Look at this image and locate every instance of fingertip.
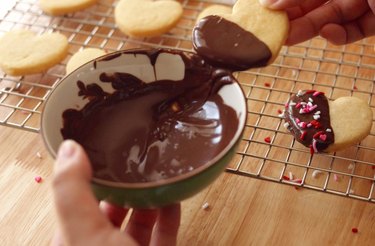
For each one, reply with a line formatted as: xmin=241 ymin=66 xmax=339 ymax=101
xmin=56 ymin=140 xmax=77 ymax=161
xmin=284 ymin=18 xmax=320 ymax=46
xmin=99 ymin=201 xmax=129 ymax=228
xmin=259 ymin=0 xmax=277 ymax=8
xmin=54 ymin=140 xmax=92 ymax=181
xmin=158 ymin=203 xmax=181 ymax=229
xmin=259 ymin=0 xmax=305 ymax=10
xmin=151 ymin=204 xmax=181 ymax=246
xmin=320 ymin=24 xmax=347 ymax=45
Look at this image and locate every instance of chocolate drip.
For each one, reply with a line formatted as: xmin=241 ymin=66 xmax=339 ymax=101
xmin=192 ymin=15 xmax=272 ymax=71
xmin=61 ymin=50 xmax=240 ymax=183
xmin=283 ymin=90 xmax=334 ymax=153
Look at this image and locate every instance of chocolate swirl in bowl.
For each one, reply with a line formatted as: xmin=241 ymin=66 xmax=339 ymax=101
xmin=61 ymin=50 xmax=241 ymax=183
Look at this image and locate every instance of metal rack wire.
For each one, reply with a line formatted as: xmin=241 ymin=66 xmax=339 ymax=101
xmin=1 ymin=0 xmax=375 ymax=202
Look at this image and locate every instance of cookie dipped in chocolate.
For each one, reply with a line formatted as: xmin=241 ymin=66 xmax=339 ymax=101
xmin=192 ymin=15 xmax=272 ymax=71
xmin=283 ymin=90 xmax=334 ymax=153
xmin=61 ymin=50 xmax=240 ymax=183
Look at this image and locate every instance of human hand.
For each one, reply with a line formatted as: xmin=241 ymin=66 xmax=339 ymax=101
xmin=259 ymin=0 xmax=375 ymax=45
xmin=51 ymin=140 xmax=181 ymax=246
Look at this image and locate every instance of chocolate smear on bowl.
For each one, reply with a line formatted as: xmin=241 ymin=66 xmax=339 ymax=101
xmin=61 ymin=50 xmax=241 ymax=183
xmin=192 ymin=15 xmax=272 ymax=71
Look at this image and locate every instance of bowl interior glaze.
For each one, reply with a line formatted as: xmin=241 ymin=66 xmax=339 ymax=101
xmin=41 ymin=49 xmax=247 ymax=206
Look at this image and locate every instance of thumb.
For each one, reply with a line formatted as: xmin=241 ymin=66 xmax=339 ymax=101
xmin=259 ymin=0 xmax=306 ymax=9
xmin=53 ymin=140 xmax=112 ymax=245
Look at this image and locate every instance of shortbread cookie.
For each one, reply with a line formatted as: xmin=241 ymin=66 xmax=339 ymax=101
xmin=114 ymin=0 xmax=183 ymax=37
xmin=192 ymin=0 xmax=288 ymax=70
xmin=197 ymin=5 xmax=232 ymax=21
xmin=283 ymin=90 xmax=373 ymax=153
xmin=0 ymin=30 xmax=68 ymax=76
xmin=66 ymin=48 xmax=106 ymax=74
xmin=39 ymin=0 xmax=97 ymax=15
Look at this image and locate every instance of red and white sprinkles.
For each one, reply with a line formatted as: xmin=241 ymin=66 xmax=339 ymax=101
xmin=282 ymin=90 xmax=332 ymax=154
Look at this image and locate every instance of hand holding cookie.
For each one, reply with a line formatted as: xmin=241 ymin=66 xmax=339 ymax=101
xmin=193 ymin=0 xmax=289 ymax=71
xmin=260 ymin=0 xmax=375 ymax=45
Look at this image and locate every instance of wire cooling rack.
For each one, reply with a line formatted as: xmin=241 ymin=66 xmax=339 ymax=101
xmin=1 ymin=0 xmax=375 ymax=202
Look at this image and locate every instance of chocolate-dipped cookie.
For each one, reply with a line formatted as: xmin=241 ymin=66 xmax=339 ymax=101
xmin=192 ymin=0 xmax=289 ymax=71
xmin=283 ymin=90 xmax=373 ymax=153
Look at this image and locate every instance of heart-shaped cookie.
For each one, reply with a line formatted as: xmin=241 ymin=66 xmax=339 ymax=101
xmin=196 ymin=5 xmax=232 ymax=22
xmin=66 ymin=48 xmax=106 ymax=74
xmin=39 ymin=0 xmax=97 ymax=15
xmin=192 ymin=0 xmax=288 ymax=70
xmin=0 ymin=30 xmax=68 ymax=76
xmin=283 ymin=90 xmax=373 ymax=153
xmin=114 ymin=0 xmax=183 ymax=37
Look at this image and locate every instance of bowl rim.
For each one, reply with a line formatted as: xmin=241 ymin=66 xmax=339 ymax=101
xmin=41 ymin=48 xmax=248 ymax=189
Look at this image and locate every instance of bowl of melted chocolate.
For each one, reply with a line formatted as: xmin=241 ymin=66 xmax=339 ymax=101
xmin=42 ymin=49 xmax=246 ymax=208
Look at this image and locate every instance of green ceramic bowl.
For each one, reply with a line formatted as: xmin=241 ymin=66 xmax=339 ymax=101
xmin=41 ymin=49 xmax=247 ymax=208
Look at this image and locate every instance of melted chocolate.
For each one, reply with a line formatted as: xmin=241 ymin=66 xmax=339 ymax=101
xmin=61 ymin=50 xmax=240 ymax=183
xmin=192 ymin=15 xmax=272 ymax=71
xmin=283 ymin=90 xmax=334 ymax=153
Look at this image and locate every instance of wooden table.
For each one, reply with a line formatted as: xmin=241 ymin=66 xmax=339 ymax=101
xmin=0 ymin=125 xmax=374 ymax=245
xmin=1 ymin=0 xmax=375 ymax=245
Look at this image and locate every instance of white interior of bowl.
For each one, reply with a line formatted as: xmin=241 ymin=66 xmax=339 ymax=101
xmin=41 ymin=50 xmax=247 ymax=174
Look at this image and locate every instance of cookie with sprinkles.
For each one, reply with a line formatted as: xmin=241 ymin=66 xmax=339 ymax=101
xmin=282 ymin=90 xmax=372 ymax=153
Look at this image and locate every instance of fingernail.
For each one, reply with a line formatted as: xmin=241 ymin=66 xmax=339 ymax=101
xmin=259 ymin=0 xmax=277 ymax=7
xmin=57 ymin=140 xmax=76 ymax=159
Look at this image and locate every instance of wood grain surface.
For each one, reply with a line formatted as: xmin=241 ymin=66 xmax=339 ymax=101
xmin=0 ymin=125 xmax=374 ymax=245
xmin=0 ymin=0 xmax=375 ymax=245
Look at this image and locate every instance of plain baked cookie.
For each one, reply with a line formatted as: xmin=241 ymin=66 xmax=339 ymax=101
xmin=0 ymin=30 xmax=68 ymax=76
xmin=66 ymin=48 xmax=106 ymax=74
xmin=114 ymin=0 xmax=183 ymax=37
xmin=283 ymin=90 xmax=373 ymax=153
xmin=196 ymin=5 xmax=232 ymax=21
xmin=39 ymin=0 xmax=97 ymax=15
xmin=192 ymin=0 xmax=288 ymax=70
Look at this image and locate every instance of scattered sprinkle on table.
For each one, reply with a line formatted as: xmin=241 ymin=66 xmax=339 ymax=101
xmin=36 ymin=152 xmax=42 ymax=159
xmin=264 ymin=82 xmax=271 ymax=87
xmin=282 ymin=175 xmax=290 ymax=181
xmin=353 ymin=86 xmax=358 ymax=90
xmin=264 ymin=137 xmax=271 ymax=143
xmin=333 ymin=173 xmax=339 ymax=182
xmin=312 ymin=170 xmax=323 ymax=179
xmin=288 ymin=171 xmax=294 ymax=180
xmin=202 ymin=202 xmax=210 ymax=210
xmin=277 ymin=109 xmax=283 ymax=114
xmin=293 ymin=179 xmax=303 ymax=184
xmin=34 ymin=176 xmax=42 ymax=183
xmin=351 ymin=228 xmax=358 ymax=233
